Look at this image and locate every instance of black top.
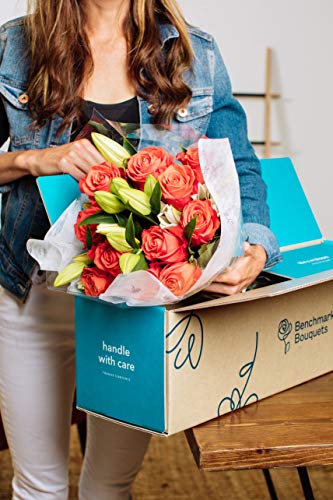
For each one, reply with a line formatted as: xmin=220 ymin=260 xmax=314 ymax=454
xmin=71 ymin=96 xmax=140 ymax=140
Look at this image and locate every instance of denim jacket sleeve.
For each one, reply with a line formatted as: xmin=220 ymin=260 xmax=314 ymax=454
xmin=0 ymin=25 xmax=12 ymax=194
xmin=206 ymin=38 xmax=281 ymax=268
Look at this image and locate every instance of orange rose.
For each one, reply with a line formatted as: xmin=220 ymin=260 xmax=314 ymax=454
xmin=79 ymin=162 xmax=124 ymax=197
xmin=81 ymin=267 xmax=114 ymax=297
xmin=74 ymin=205 xmax=101 ymax=245
xmin=176 ymin=148 xmax=204 ymax=185
xmin=181 ymin=199 xmax=220 ymax=246
xmin=142 ymin=225 xmax=188 ymax=263
xmin=94 ymin=241 xmax=122 ymax=277
xmin=159 ymin=262 xmax=202 ymax=296
xmin=159 ymin=163 xmax=196 ymax=210
xmin=148 ymin=262 xmax=163 ymax=279
xmin=126 ymin=147 xmax=174 ymax=188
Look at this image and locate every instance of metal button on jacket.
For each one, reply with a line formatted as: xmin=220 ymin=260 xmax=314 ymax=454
xmin=177 ymin=107 xmax=188 ymax=118
xmin=18 ymin=93 xmax=29 ymax=104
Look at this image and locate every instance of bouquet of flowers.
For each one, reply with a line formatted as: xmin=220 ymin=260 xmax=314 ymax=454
xmin=28 ymin=118 xmax=242 ymax=306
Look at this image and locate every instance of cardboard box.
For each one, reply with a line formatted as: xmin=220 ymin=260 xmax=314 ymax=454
xmin=38 ymin=158 xmax=333 ymax=436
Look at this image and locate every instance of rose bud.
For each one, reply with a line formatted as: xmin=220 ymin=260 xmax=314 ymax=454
xmin=91 ymin=133 xmax=131 ymax=170
xmin=79 ymin=162 xmax=125 ymax=197
xmin=176 ymin=147 xmax=204 ymax=185
xmin=81 ymin=267 xmax=114 ymax=297
xmin=127 ymin=146 xmax=174 ymax=189
xmin=142 ymin=226 xmax=188 ymax=264
xmin=181 ymin=199 xmax=220 ymax=246
xmin=94 ymin=241 xmax=122 ymax=277
xmin=159 ymin=163 xmax=196 ymax=211
xmin=94 ymin=191 xmax=126 ymax=214
xmin=159 ymin=262 xmax=202 ymax=296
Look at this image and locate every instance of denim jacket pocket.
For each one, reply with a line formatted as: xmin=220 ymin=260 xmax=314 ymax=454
xmin=173 ymin=88 xmax=213 ymax=134
xmin=0 ymin=80 xmax=40 ymax=148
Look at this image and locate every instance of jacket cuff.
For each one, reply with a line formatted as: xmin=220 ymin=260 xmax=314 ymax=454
xmin=243 ymin=222 xmax=282 ymax=268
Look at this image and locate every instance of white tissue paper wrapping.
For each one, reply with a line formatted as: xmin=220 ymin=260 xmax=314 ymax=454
xmin=27 ymin=138 xmax=242 ymax=307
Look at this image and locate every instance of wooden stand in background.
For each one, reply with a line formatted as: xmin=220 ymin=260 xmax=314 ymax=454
xmin=233 ymin=47 xmax=280 ymax=158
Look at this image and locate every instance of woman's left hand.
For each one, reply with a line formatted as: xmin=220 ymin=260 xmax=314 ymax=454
xmin=204 ymin=242 xmax=267 ymax=296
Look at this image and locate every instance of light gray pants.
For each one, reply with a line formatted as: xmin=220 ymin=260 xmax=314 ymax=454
xmin=0 ymin=284 xmax=151 ymax=499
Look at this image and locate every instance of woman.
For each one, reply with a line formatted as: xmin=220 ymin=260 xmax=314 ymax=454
xmin=0 ymin=0 xmax=281 ymax=498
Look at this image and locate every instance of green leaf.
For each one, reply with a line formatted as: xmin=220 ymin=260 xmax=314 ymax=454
xmin=88 ymin=121 xmax=111 ymax=136
xmin=132 ymin=252 xmax=149 ymax=272
xmin=115 ymin=213 xmax=128 ymax=227
xmin=125 ymin=214 xmax=139 ymax=249
xmin=122 ymin=137 xmax=137 ymax=156
xmin=144 ymin=175 xmax=157 ymax=197
xmin=86 ymin=226 xmax=93 ymax=250
xmin=149 ymin=180 xmax=162 ymax=215
xmin=180 ymin=145 xmax=187 ymax=153
xmin=197 ymin=239 xmax=220 ymax=269
xmin=79 ymin=212 xmax=117 ymax=226
xmin=184 ymin=216 xmax=197 ymax=243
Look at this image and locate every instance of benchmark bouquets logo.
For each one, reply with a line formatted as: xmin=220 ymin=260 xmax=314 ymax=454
xmin=277 ymin=312 xmax=332 ymax=354
xmin=53 ymin=133 xmax=221 ymax=298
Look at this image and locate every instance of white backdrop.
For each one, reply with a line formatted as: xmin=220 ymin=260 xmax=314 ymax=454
xmin=1 ymin=0 xmax=333 ymax=238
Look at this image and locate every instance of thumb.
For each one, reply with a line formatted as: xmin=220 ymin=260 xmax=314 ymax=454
xmin=243 ymin=241 xmax=251 ymax=254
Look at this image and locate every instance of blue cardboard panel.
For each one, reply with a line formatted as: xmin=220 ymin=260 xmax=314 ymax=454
xmin=75 ymin=297 xmax=166 ymax=433
xmin=37 ymin=175 xmax=80 ymax=225
xmin=270 ymin=241 xmax=333 ymax=278
xmin=260 ymin=158 xmax=322 ymax=248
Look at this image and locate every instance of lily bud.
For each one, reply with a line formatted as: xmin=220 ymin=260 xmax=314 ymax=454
xmin=110 ymin=177 xmax=130 ymax=195
xmin=144 ymin=174 xmax=158 ymax=197
xmin=118 ymin=188 xmax=151 ymax=216
xmin=94 ymin=191 xmax=126 ymax=214
xmin=73 ymin=253 xmax=92 ymax=265
xmin=54 ymin=262 xmax=85 ymax=288
xmin=106 ymin=226 xmax=140 ymax=252
xmin=92 ymin=133 xmax=131 ymax=170
xmin=96 ymin=223 xmax=119 ymax=235
xmin=119 ymin=253 xmax=141 ymax=274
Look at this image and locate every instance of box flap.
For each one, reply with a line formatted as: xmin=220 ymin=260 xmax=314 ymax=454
xmin=260 ymin=158 xmax=322 ymax=249
xmin=170 ymin=268 xmax=333 ymax=312
xmin=37 ymin=175 xmax=80 ymax=225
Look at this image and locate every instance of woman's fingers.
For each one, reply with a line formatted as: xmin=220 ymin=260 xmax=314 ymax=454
xmin=204 ymin=243 xmax=267 ymax=296
xmin=79 ymin=139 xmax=106 ymax=164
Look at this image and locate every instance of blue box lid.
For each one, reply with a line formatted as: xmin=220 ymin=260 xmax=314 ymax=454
xmin=260 ymin=157 xmax=322 ymax=249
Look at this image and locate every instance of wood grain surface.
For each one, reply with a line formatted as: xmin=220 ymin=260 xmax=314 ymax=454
xmin=186 ymin=372 xmax=333 ymax=471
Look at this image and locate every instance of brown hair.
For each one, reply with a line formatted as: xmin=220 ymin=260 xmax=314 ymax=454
xmin=25 ymin=0 xmax=194 ymax=133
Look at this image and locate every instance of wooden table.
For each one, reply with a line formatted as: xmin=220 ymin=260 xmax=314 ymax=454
xmin=186 ymin=372 xmax=333 ymax=500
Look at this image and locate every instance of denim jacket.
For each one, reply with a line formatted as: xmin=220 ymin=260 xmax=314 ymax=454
xmin=0 ymin=17 xmax=281 ymax=301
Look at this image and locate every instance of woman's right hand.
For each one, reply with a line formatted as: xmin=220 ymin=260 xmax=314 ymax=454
xmin=17 ymin=139 xmax=105 ymax=180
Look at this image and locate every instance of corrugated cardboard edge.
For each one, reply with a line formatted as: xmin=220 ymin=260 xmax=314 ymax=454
xmin=170 ymin=269 xmax=333 ymax=313
xmin=77 ymin=408 xmax=169 ymax=437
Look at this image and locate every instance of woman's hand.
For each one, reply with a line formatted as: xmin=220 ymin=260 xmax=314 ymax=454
xmin=16 ymin=139 xmax=105 ymax=180
xmin=204 ymin=242 xmax=267 ymax=296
